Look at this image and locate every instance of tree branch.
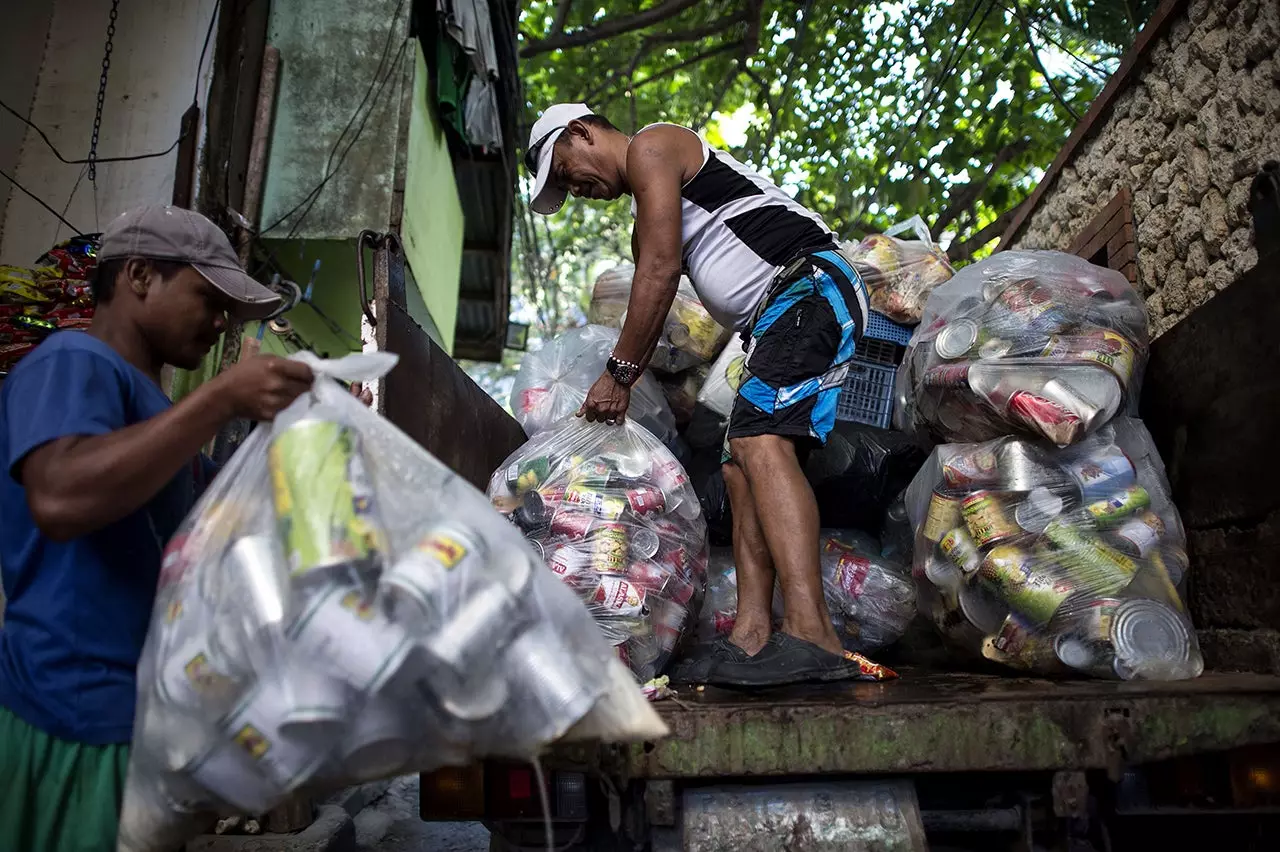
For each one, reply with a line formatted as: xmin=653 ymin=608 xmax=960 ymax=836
xmin=1014 ymin=3 xmax=1081 ymax=122
xmin=761 ymin=0 xmax=815 ymax=158
xmin=606 ymin=41 xmax=743 ymax=97
xmin=932 ymin=137 xmax=1029 ymax=234
xmin=520 ymin=0 xmax=703 ymax=57
xmin=551 ymin=0 xmax=574 ymax=36
xmin=947 ymin=206 xmax=1018 ymax=263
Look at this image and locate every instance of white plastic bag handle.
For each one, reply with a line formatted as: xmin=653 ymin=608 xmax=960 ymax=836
xmin=287 ymin=350 xmax=399 ymax=383
xmin=883 ymin=214 xmax=934 ymax=245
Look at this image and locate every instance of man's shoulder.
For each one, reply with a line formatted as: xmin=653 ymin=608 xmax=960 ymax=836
xmin=3 ymin=332 xmax=130 ymax=402
xmin=14 ymin=331 xmax=121 ymax=370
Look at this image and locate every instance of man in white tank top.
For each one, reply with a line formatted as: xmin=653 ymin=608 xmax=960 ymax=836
xmin=526 ymin=104 xmax=877 ymax=686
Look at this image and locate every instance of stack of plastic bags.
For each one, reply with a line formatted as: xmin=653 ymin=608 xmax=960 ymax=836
xmin=488 ymin=419 xmax=708 ymax=686
xmin=904 ymin=418 xmax=1200 ymax=681
xmin=894 ymin=251 xmax=1148 ymax=446
xmin=509 ymin=324 xmax=676 ymax=444
xmin=696 ymin=532 xmax=915 ymax=655
xmin=588 ymin=264 xmax=733 ymax=374
xmin=841 ymin=217 xmax=954 ymax=325
xmin=0 ymin=235 xmax=99 ymax=371
xmin=119 ymin=353 xmax=665 ymax=852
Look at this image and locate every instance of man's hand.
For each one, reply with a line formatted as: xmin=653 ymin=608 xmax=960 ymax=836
xmin=213 ymin=355 xmax=315 ymax=421
xmin=578 ymin=371 xmax=631 ymax=424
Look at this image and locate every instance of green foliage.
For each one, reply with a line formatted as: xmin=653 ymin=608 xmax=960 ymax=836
xmin=467 ymin=0 xmax=1151 ymax=389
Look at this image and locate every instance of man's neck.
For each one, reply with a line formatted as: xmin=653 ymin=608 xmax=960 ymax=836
xmin=88 ymin=313 xmax=164 ymax=384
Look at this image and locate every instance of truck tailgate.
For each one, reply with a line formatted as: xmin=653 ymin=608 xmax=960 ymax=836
xmin=581 ymin=670 xmax=1280 ymax=779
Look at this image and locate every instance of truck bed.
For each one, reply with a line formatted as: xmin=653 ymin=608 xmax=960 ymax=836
xmin=572 ymin=670 xmax=1280 ymax=779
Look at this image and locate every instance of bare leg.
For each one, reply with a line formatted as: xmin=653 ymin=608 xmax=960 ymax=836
xmin=730 ymin=434 xmax=842 ymax=655
xmin=721 ymin=462 xmax=775 ymax=655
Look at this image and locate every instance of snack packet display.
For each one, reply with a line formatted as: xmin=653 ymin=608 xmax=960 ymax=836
xmin=119 ymin=353 xmax=665 ymax=852
xmin=904 ymin=418 xmax=1201 ymax=680
xmin=487 ymin=419 xmax=708 ymax=685
xmin=895 ymin=250 xmax=1148 ymax=446
xmin=509 ymin=325 xmax=676 ymax=444
xmin=841 ymin=216 xmax=954 ymax=325
xmin=588 ymin=265 xmax=733 ymax=373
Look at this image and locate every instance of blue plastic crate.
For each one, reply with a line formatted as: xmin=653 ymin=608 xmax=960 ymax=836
xmin=835 ymin=360 xmax=898 ymax=429
xmin=863 ymin=309 xmax=915 ymax=346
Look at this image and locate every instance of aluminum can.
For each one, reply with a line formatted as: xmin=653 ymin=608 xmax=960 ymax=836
xmin=649 ymin=597 xmax=689 ymax=653
xmin=1066 ymin=445 xmax=1136 ymax=502
xmin=922 ymin=490 xmax=964 ymax=542
xmin=545 ymin=539 xmax=594 ymax=588
xmin=288 ymin=586 xmax=414 ymax=694
xmin=268 ymin=419 xmax=385 ymax=580
xmin=939 ymin=526 xmax=982 ymax=574
xmin=626 ymin=559 xmax=669 ymax=593
xmin=1085 ymin=485 xmax=1151 ymax=527
xmin=630 ymin=527 xmax=661 ymax=559
xmin=562 ymin=483 xmax=626 ymax=520
xmin=624 ymin=484 xmax=666 ymax=516
xmin=1043 ymin=519 xmax=1138 ymax=595
xmin=223 ymin=535 xmax=291 ymax=637
xmin=591 ymin=522 xmax=629 ymax=573
xmin=420 ymin=579 xmax=531 ymax=675
xmin=959 ymin=581 xmax=1009 ymax=634
xmin=923 ymin=554 xmax=963 ymax=593
xmin=1110 ymin=598 xmax=1198 ymax=680
xmin=1006 ymin=390 xmax=1084 ymax=446
xmin=978 ymin=545 xmax=1072 ymax=624
xmin=592 ymin=576 xmax=647 ymax=618
xmin=941 ymin=447 xmax=998 ymax=488
xmin=935 ymin=318 xmax=979 ymax=359
xmin=988 ymin=613 xmax=1056 ymax=669
xmin=995 ymin=441 xmax=1058 ymax=492
xmin=338 ymin=693 xmax=412 ymax=782
xmin=1039 ymin=376 xmax=1117 ymax=433
xmin=502 ymin=621 xmax=602 ymax=737
xmin=217 ymin=679 xmax=337 ymax=791
xmin=1053 ymin=634 xmax=1113 ymax=675
xmin=1039 ymin=329 xmax=1138 ymax=390
xmin=1069 ymin=596 xmax=1124 ymax=643
xmin=505 ymin=455 xmax=551 ymax=495
xmin=920 ymin=363 xmax=971 ymax=389
xmin=1106 ymin=510 xmax=1165 ymax=557
xmin=381 ymin=523 xmax=486 ymax=612
xmin=549 ymin=509 xmax=594 ymax=540
xmin=962 ymin=491 xmax=1019 ymax=547
xmin=990 ymin=279 xmax=1073 ymax=333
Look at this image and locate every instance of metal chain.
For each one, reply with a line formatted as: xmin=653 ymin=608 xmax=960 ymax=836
xmin=87 ymin=0 xmax=120 ymax=182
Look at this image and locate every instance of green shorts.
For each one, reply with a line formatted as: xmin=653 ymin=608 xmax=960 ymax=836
xmin=0 ymin=704 xmax=129 ymax=852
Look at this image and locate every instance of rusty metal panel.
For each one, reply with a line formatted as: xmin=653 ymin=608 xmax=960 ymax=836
xmin=380 ymin=298 xmax=525 ymax=490
xmin=601 ymin=671 xmax=1280 ymax=779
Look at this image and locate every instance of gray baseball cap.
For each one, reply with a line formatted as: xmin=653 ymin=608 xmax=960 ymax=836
xmin=98 ymin=205 xmax=282 ymax=320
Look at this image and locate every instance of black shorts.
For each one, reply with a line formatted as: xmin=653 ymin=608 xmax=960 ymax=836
xmin=722 ymin=248 xmax=868 ymax=463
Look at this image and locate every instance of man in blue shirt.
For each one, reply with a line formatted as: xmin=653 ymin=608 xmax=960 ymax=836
xmin=0 ymin=205 xmax=315 ymax=851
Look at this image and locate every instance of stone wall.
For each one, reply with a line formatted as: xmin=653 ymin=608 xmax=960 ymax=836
xmin=1010 ymin=0 xmax=1279 ymax=336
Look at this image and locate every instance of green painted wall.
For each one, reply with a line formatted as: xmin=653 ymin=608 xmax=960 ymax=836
xmin=402 ymin=42 xmax=464 ymax=355
xmin=251 ymin=239 xmax=365 ymax=359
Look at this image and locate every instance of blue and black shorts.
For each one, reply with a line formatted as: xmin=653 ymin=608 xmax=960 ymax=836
xmin=722 ymin=248 xmax=869 ymax=464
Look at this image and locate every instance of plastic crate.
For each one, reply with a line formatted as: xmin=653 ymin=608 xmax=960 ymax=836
xmin=834 ymin=310 xmax=912 ymax=428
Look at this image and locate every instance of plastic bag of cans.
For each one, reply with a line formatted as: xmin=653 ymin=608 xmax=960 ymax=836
xmin=487 ymin=418 xmax=709 ymax=685
xmin=119 ymin=352 xmax=665 ymax=852
xmin=696 ymin=548 xmax=739 ymax=642
xmin=906 ymin=417 xmax=1202 ymax=681
xmin=509 ymin=324 xmax=677 ymax=443
xmin=588 ymin=264 xmax=733 ymax=373
xmin=840 ymin=216 xmax=954 ymax=325
xmin=895 ymin=251 xmax=1149 ymax=446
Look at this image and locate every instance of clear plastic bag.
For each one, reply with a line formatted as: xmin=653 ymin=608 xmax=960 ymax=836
xmin=509 ymin=325 xmax=676 ymax=444
xmin=487 ymin=419 xmax=709 ymax=685
xmin=895 ymin=250 xmax=1148 ymax=446
xmin=659 ymin=365 xmax=709 ymax=427
xmin=695 ymin=335 xmax=748 ymax=418
xmin=588 ymin=264 xmax=733 ymax=373
xmin=697 ymin=547 xmax=738 ymax=642
xmin=841 ymin=216 xmax=954 ymax=325
xmin=905 ymin=417 xmax=1201 ymax=680
xmin=119 ymin=353 xmax=665 ymax=852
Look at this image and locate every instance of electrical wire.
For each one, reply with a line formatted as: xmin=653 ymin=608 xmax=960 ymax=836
xmin=0 ymin=98 xmax=186 ymax=166
xmin=193 ymin=0 xmax=223 ymax=104
xmin=0 ymin=167 xmax=83 ymax=233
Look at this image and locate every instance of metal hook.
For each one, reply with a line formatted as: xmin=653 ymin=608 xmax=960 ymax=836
xmin=356 ymin=229 xmax=380 ymax=327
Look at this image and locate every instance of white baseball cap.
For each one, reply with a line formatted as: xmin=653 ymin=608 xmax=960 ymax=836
xmin=525 ymin=103 xmax=594 ymax=215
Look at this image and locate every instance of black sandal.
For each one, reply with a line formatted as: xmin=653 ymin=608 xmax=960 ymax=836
xmin=668 ymin=637 xmax=755 ymax=683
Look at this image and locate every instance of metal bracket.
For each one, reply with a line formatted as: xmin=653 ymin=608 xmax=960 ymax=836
xmin=356 ymin=230 xmax=408 ymax=328
xmin=356 ymin=229 xmax=380 ymax=327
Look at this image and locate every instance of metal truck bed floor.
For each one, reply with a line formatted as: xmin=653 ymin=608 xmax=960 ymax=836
xmin=588 ymin=670 xmax=1280 ymax=779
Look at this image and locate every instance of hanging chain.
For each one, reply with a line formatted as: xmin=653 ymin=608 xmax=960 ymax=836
xmin=87 ymin=0 xmax=120 ymax=182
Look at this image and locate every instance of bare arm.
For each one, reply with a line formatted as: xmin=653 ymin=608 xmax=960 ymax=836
xmin=21 ymin=356 xmax=313 ymax=541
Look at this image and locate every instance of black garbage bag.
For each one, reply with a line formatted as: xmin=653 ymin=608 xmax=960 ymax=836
xmin=805 ymin=422 xmax=930 ymax=535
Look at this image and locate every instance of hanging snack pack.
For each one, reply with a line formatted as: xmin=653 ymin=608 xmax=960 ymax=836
xmin=509 ymin=325 xmax=677 ymax=444
xmin=119 ymin=353 xmax=665 ymax=852
xmin=841 ymin=216 xmax=954 ymax=326
xmin=588 ymin=264 xmax=733 ymax=373
xmin=895 ymin=250 xmax=1148 ymax=447
xmin=904 ymin=418 xmax=1201 ymax=681
xmin=0 ymin=235 xmax=100 ymax=371
xmin=488 ymin=419 xmax=708 ymax=685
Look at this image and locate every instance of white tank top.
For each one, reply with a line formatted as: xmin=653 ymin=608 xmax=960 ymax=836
xmin=630 ymin=124 xmax=837 ymax=331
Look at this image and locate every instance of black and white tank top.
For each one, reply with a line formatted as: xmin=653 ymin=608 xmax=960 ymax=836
xmin=630 ymin=123 xmax=837 ymax=331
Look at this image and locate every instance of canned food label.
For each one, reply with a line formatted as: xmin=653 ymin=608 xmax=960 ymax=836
xmin=939 ymin=527 xmax=981 ymax=573
xmin=232 ymin=724 xmax=272 ymax=760
xmin=1007 ymin=392 xmax=1083 ymax=446
xmin=1085 ymin=486 xmax=1151 ymax=526
xmin=962 ymin=493 xmax=1017 ymax=547
xmin=592 ymin=524 xmax=628 ymax=573
xmin=923 ymin=492 xmax=963 ymax=542
xmin=653 ymin=459 xmax=689 ymax=490
xmin=834 ymin=553 xmax=871 ymax=598
xmin=1112 ymin=512 xmax=1164 ymax=557
xmin=942 ymin=448 xmax=998 ymax=488
xmin=712 ymin=611 xmax=736 ymax=635
xmin=563 ymin=484 xmax=626 ymax=520
xmin=593 ymin=577 xmax=646 ymax=616
xmin=417 ymin=531 xmax=469 ymax=569
xmin=625 ymin=485 xmax=665 ymax=515
xmin=1040 ymin=331 xmax=1137 ymax=388
xmin=517 ymin=388 xmax=547 ymax=415
xmin=921 ymin=364 xmax=971 ymax=389
xmin=1068 ymin=449 xmax=1135 ymax=503
xmin=550 ymin=510 xmax=594 ymax=539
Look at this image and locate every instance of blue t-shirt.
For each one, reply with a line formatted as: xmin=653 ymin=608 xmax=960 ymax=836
xmin=0 ymin=332 xmax=214 ymax=744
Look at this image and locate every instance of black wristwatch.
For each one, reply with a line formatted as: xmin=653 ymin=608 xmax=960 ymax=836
xmin=606 ymin=356 xmax=642 ymax=387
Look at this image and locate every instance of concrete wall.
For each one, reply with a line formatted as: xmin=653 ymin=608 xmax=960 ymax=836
xmin=0 ymin=0 xmax=218 ymax=264
xmin=1010 ymin=0 xmax=1279 ymax=336
xmin=0 ymin=3 xmax=55 ymax=242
